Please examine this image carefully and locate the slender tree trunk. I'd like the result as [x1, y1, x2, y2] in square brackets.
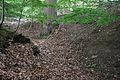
[0, 0, 5, 28]
[28, 0, 34, 31]
[15, 0, 25, 32]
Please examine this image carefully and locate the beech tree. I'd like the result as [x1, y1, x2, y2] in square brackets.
[44, 0, 57, 34]
[44, 0, 57, 20]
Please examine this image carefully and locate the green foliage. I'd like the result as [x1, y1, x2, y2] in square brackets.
[97, 13, 119, 26]
[1, 0, 120, 26]
[56, 7, 120, 26]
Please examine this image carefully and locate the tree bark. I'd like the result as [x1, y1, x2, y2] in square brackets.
[44, 0, 57, 20]
[43, 0, 57, 34]
[0, 0, 5, 28]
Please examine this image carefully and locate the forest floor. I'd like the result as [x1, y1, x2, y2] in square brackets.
[0, 20, 120, 80]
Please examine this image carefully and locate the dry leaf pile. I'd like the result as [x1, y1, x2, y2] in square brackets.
[0, 21, 120, 80]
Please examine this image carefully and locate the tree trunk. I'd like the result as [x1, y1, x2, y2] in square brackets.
[44, 0, 57, 20]
[15, 0, 25, 32]
[43, 0, 57, 34]
[0, 0, 5, 28]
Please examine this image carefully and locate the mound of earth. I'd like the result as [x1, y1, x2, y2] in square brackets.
[45, 20, 120, 80]
[82, 20, 120, 80]
[0, 20, 120, 80]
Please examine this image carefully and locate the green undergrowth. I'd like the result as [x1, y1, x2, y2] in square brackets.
[56, 8, 120, 26]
